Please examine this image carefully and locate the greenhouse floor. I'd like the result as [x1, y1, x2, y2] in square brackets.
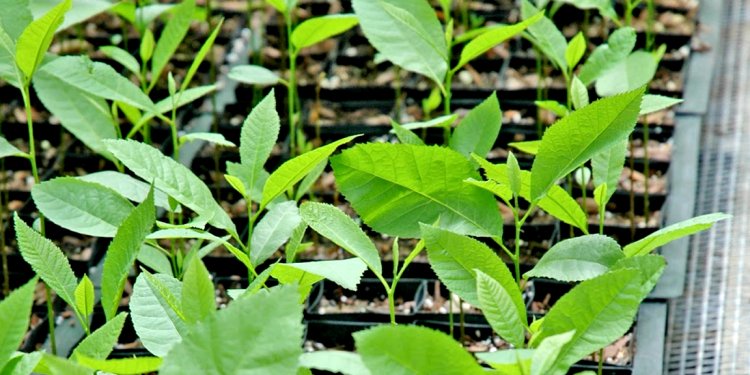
[665, 0, 750, 372]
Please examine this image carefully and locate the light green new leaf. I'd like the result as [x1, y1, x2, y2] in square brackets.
[0, 26, 20, 88]
[475, 270, 526, 347]
[151, 0, 194, 84]
[507, 152, 522, 197]
[250, 201, 302, 266]
[400, 114, 457, 131]
[332, 144, 503, 238]
[0, 278, 37, 367]
[531, 331, 576, 375]
[137, 244, 173, 276]
[261, 135, 358, 209]
[32, 177, 134, 237]
[355, 325, 485, 375]
[571, 76, 589, 110]
[476, 350, 533, 373]
[389, 120, 424, 146]
[596, 51, 658, 97]
[180, 132, 235, 147]
[292, 14, 358, 50]
[140, 28, 154, 63]
[228, 65, 280, 86]
[565, 32, 586, 69]
[154, 85, 217, 114]
[74, 275, 94, 321]
[77, 171, 175, 212]
[266, 0, 287, 14]
[624, 213, 731, 257]
[352, 0, 448, 87]
[34, 353, 91, 375]
[535, 101, 568, 118]
[299, 351, 371, 375]
[1, 351, 43, 375]
[271, 258, 367, 298]
[71, 312, 127, 361]
[579, 27, 636, 85]
[76, 355, 162, 374]
[422, 225, 523, 320]
[591, 139, 627, 203]
[610, 255, 666, 297]
[182, 258, 215, 324]
[521, 1, 566, 71]
[449, 92, 501, 157]
[101, 187, 155, 321]
[14, 214, 77, 308]
[99, 46, 140, 77]
[105, 139, 236, 236]
[0, 137, 25, 159]
[147, 229, 251, 270]
[284, 221, 307, 262]
[555, 0, 617, 19]
[464, 179, 512, 202]
[509, 140, 541, 155]
[161, 285, 303, 374]
[455, 12, 542, 70]
[130, 273, 186, 357]
[524, 235, 624, 282]
[0, 0, 32, 40]
[29, 0, 115, 32]
[300, 202, 381, 275]
[238, 90, 279, 199]
[181, 18, 223, 91]
[530, 86, 645, 201]
[295, 159, 326, 201]
[640, 94, 683, 115]
[15, 0, 71, 80]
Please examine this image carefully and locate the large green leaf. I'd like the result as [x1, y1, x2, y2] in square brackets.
[355, 325, 485, 375]
[624, 213, 731, 257]
[530, 86, 646, 201]
[291, 14, 358, 50]
[261, 135, 357, 209]
[250, 201, 302, 266]
[14, 214, 77, 308]
[105, 139, 236, 236]
[14, 0, 70, 80]
[299, 202, 381, 275]
[181, 258, 215, 324]
[0, 278, 37, 366]
[422, 225, 524, 321]
[71, 312, 127, 361]
[578, 27, 636, 85]
[299, 351, 371, 375]
[160, 285, 303, 374]
[449, 93, 502, 157]
[524, 234, 624, 282]
[591, 139, 627, 203]
[0, 0, 31, 41]
[76, 356, 162, 374]
[30, 0, 114, 32]
[32, 177, 134, 237]
[455, 12, 542, 70]
[101, 189, 155, 321]
[352, 0, 448, 87]
[271, 258, 367, 298]
[232, 90, 279, 200]
[332, 143, 503, 238]
[595, 51, 658, 97]
[130, 273, 186, 357]
[1, 351, 43, 375]
[150, 0, 194, 85]
[475, 270, 526, 347]
[77, 171, 174, 212]
[521, 1, 566, 71]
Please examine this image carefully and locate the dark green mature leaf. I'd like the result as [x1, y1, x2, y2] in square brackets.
[228, 65, 280, 86]
[352, 0, 448, 87]
[105, 139, 236, 236]
[579, 27, 636, 85]
[623, 213, 731, 257]
[455, 13, 542, 70]
[300, 202, 381, 275]
[0, 137, 25, 158]
[101, 188, 155, 321]
[76, 355, 162, 374]
[71, 312, 127, 361]
[32, 177, 134, 237]
[78, 171, 174, 212]
[524, 235, 624, 282]
[15, 0, 70, 79]
[595, 51, 658, 97]
[0, 0, 32, 40]
[161, 285, 303, 374]
[521, 1, 566, 71]
[250, 201, 302, 266]
[530, 86, 646, 201]
[355, 325, 485, 375]
[332, 144, 503, 238]
[182, 258, 215, 324]
[14, 214, 77, 307]
[0, 277, 37, 366]
[591, 139, 627, 203]
[130, 273, 186, 357]
[449, 92, 501, 157]
[475, 270, 526, 347]
[422, 225, 523, 321]
[150, 0, 194, 84]
[271, 258, 367, 298]
[299, 351, 371, 375]
[292, 14, 358, 50]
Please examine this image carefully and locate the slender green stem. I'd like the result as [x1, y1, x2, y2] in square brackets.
[170, 104, 179, 161]
[45, 286, 57, 354]
[1, 161, 8, 298]
[598, 348, 604, 374]
[535, 51, 544, 138]
[642, 119, 650, 223]
[285, 9, 299, 156]
[442, 71, 453, 144]
[449, 292, 454, 337]
[513, 195, 521, 285]
[646, 0, 656, 50]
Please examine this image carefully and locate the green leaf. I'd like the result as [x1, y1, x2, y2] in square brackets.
[0, 25, 20, 88]
[0, 0, 33, 40]
[34, 353, 91, 375]
[449, 92, 502, 157]
[228, 65, 280, 86]
[180, 18, 223, 92]
[594, 184, 607, 214]
[579, 27, 636, 86]
[235, 90, 279, 201]
[355, 325, 485, 375]
[130, 273, 186, 357]
[284, 222, 307, 262]
[101, 188, 155, 321]
[271, 258, 367, 298]
[554, 0, 617, 19]
[15, 0, 70, 80]
[565, 32, 586, 69]
[295, 159, 326, 201]
[147, 229, 251, 270]
[261, 135, 358, 209]
[180, 132, 235, 147]
[292, 14, 358, 50]
[137, 244, 173, 276]
[182, 258, 215, 324]
[475, 269, 526, 347]
[76, 355, 162, 374]
[455, 12, 542, 70]
[140, 28, 154, 63]
[509, 140, 541, 155]
[595, 51, 658, 97]
[154, 85, 216, 116]
[29, 0, 115, 32]
[421, 225, 523, 320]
[530, 86, 646, 201]
[74, 275, 94, 321]
[105, 139, 236, 236]
[535, 101, 568, 118]
[623, 213, 731, 257]
[352, 0, 448, 87]
[390, 120, 425, 145]
[400, 114, 457, 131]
[250, 201, 302, 266]
[524, 234, 624, 282]
[521, 1, 566, 71]
[299, 351, 371, 375]
[475, 350, 533, 373]
[77, 171, 175, 212]
[266, 0, 287, 14]
[0, 137, 25, 159]
[160, 285, 303, 374]
[71, 312, 127, 361]
[151, 0, 195, 85]
[464, 178, 512, 202]
[0, 278, 37, 366]
[99, 46, 140, 77]
[14, 214, 77, 307]
[299, 202, 382, 275]
[571, 75, 589, 110]
[1, 351, 43, 375]
[531, 331, 576, 375]
[609, 255, 666, 297]
[640, 94, 683, 115]
[32, 177, 134, 237]
[591, 139, 627, 203]
[506, 152, 522, 197]
[332, 143, 503, 238]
